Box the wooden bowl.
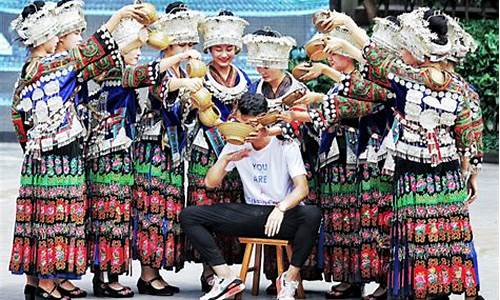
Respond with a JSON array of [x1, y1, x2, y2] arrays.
[[148, 30, 172, 50], [304, 38, 326, 61], [141, 3, 159, 25], [291, 62, 313, 80], [217, 121, 255, 145], [192, 87, 213, 111], [198, 105, 222, 127], [257, 112, 280, 126], [186, 59, 208, 78], [282, 89, 306, 107]]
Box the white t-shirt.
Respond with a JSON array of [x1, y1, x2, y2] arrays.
[[218, 137, 307, 206]]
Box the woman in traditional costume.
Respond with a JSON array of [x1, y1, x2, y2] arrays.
[[132, 1, 203, 296], [318, 8, 483, 300], [84, 9, 192, 297], [8, 2, 147, 299], [294, 23, 394, 298], [184, 10, 251, 292]]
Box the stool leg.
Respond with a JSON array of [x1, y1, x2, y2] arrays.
[[237, 243, 254, 300], [251, 244, 262, 296], [276, 245, 284, 278], [286, 244, 305, 299], [240, 243, 254, 282]]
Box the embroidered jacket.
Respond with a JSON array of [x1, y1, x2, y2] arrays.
[[308, 70, 391, 167], [141, 67, 188, 164], [361, 41, 477, 166], [85, 60, 162, 158], [12, 26, 120, 155]]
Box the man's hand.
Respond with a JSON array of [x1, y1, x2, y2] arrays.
[[466, 174, 479, 205], [222, 149, 251, 163], [265, 207, 284, 237]]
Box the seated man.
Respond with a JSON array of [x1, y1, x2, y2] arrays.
[[180, 92, 322, 300]]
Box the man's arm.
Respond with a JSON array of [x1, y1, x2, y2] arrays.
[[205, 149, 251, 189], [264, 174, 309, 237], [278, 175, 309, 212]]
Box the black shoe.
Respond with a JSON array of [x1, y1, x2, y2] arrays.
[[24, 284, 37, 300], [137, 277, 175, 296], [35, 286, 71, 300], [429, 296, 450, 300], [201, 274, 215, 293], [57, 280, 87, 298], [266, 282, 277, 295], [92, 276, 134, 298], [363, 291, 387, 300], [325, 284, 363, 299]]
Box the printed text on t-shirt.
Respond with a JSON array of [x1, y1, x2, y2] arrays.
[[252, 163, 268, 183]]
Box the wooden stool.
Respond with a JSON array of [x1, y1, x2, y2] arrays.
[[237, 237, 305, 299]]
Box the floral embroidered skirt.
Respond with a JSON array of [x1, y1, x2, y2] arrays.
[[185, 145, 244, 265], [87, 150, 133, 275], [357, 162, 393, 284], [318, 159, 360, 284], [9, 141, 88, 279], [388, 159, 479, 299], [132, 140, 184, 271]]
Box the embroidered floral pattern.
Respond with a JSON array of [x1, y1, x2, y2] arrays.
[[87, 150, 133, 275], [388, 165, 479, 299], [132, 141, 184, 271], [9, 143, 87, 278]]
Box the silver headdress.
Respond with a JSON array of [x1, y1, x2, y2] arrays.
[[446, 15, 477, 62], [11, 1, 59, 47], [243, 29, 296, 69], [397, 7, 451, 62], [200, 14, 249, 53], [112, 18, 149, 54], [56, 0, 86, 37], [150, 10, 204, 45], [371, 17, 401, 54]]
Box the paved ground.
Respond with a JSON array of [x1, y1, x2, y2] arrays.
[[0, 142, 497, 300]]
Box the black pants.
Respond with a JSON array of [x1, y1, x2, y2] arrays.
[[180, 203, 322, 268]]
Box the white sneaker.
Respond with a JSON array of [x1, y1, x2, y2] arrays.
[[276, 272, 299, 300], [200, 276, 245, 300]]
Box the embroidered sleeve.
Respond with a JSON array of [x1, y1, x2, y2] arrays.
[[337, 71, 395, 102], [277, 121, 298, 141], [148, 74, 169, 105], [122, 60, 161, 88], [11, 107, 28, 151], [362, 41, 423, 86], [453, 96, 477, 158], [79, 52, 122, 82], [35, 26, 119, 78], [464, 87, 484, 163], [309, 93, 379, 131]]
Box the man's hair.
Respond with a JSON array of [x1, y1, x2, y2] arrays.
[[237, 92, 268, 116]]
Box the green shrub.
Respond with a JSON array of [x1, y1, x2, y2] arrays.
[[456, 19, 499, 153]]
